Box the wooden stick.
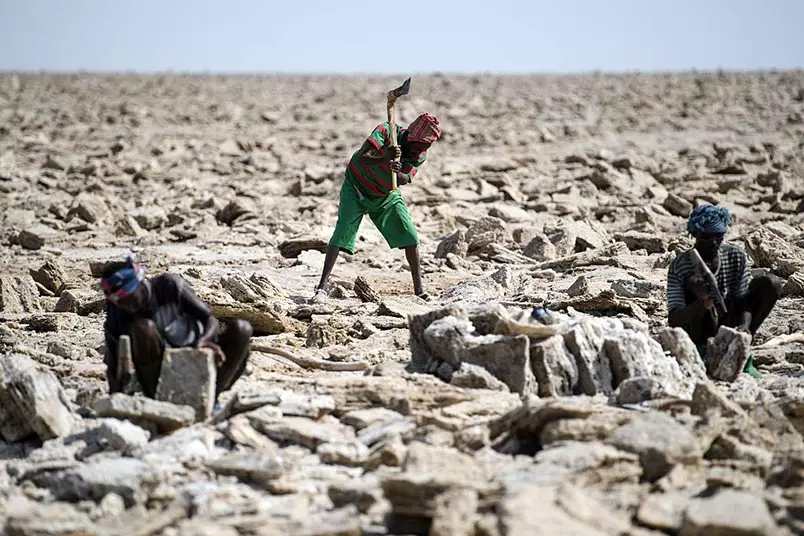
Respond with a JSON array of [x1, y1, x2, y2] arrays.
[[388, 100, 399, 190], [251, 343, 368, 372]]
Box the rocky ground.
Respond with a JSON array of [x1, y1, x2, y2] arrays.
[[1, 71, 804, 535]]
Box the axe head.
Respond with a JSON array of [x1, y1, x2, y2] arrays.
[[387, 77, 411, 102]]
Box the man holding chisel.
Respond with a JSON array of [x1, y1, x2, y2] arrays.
[[666, 204, 781, 377]]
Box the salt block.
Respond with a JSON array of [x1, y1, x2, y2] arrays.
[[155, 347, 216, 421]]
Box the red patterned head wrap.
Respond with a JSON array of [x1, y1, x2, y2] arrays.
[[407, 113, 441, 144]]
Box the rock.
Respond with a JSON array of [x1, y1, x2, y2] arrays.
[[26, 312, 79, 333], [615, 376, 677, 404], [604, 330, 687, 397], [782, 270, 804, 296], [222, 388, 336, 420], [744, 227, 804, 278], [636, 491, 691, 533], [249, 415, 354, 450], [680, 488, 776, 536], [216, 199, 255, 226], [572, 220, 608, 251], [656, 327, 708, 382], [567, 275, 588, 297], [381, 443, 491, 520], [54, 289, 104, 315], [29, 259, 68, 296], [530, 334, 579, 397], [205, 448, 284, 484], [706, 326, 751, 382], [96, 418, 151, 453], [613, 231, 666, 253], [523, 233, 557, 261], [317, 440, 370, 466], [220, 272, 287, 303], [0, 275, 42, 313], [460, 334, 536, 394], [220, 415, 278, 450], [610, 279, 656, 298], [422, 315, 476, 368], [67, 193, 109, 224], [499, 484, 629, 536], [562, 320, 613, 396], [54, 458, 156, 506], [115, 215, 148, 237], [17, 226, 61, 250], [328, 478, 382, 513], [663, 192, 693, 217], [219, 139, 241, 155], [130, 205, 168, 230], [353, 276, 380, 303], [465, 216, 507, 255], [435, 230, 468, 258], [608, 412, 702, 482], [4, 499, 97, 536], [155, 347, 216, 422], [340, 407, 405, 430], [545, 221, 577, 257], [278, 235, 329, 258], [429, 487, 478, 536], [358, 418, 416, 447], [0, 353, 76, 442], [93, 393, 196, 433], [450, 363, 509, 391], [691, 381, 747, 418]]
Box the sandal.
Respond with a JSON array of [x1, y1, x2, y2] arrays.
[[416, 291, 431, 301]]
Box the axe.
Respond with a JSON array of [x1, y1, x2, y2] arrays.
[[386, 77, 411, 190], [688, 247, 728, 318]]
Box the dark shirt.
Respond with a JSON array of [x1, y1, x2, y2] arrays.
[[103, 273, 212, 367]]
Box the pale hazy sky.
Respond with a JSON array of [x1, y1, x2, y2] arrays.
[[1, 0, 802, 73]]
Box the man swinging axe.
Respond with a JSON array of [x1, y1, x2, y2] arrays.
[[312, 78, 441, 302]]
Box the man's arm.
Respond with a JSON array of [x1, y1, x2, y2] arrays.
[[175, 276, 225, 363], [103, 314, 122, 393], [357, 144, 399, 167], [667, 261, 711, 332], [393, 152, 427, 186]]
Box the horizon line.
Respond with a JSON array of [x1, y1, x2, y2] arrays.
[[1, 67, 803, 77]]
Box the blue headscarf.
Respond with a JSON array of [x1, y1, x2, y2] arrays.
[[101, 257, 146, 303], [687, 204, 730, 235]]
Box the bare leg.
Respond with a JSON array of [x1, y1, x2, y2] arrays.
[[745, 274, 782, 334], [130, 318, 164, 398], [405, 245, 427, 298], [215, 319, 253, 396], [315, 246, 341, 292]]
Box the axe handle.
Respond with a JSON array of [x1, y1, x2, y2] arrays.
[[387, 101, 399, 190]]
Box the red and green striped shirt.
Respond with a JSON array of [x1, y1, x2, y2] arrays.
[[345, 122, 428, 198]]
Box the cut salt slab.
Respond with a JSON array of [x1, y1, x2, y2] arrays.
[[155, 347, 216, 422], [0, 353, 75, 442], [706, 326, 752, 382]]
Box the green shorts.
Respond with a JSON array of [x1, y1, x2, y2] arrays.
[[328, 179, 420, 255]]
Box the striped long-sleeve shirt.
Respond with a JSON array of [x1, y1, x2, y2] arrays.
[[666, 244, 751, 313], [345, 122, 428, 199]]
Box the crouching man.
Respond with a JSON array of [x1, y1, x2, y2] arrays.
[[666, 204, 781, 377], [100, 258, 253, 398]]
